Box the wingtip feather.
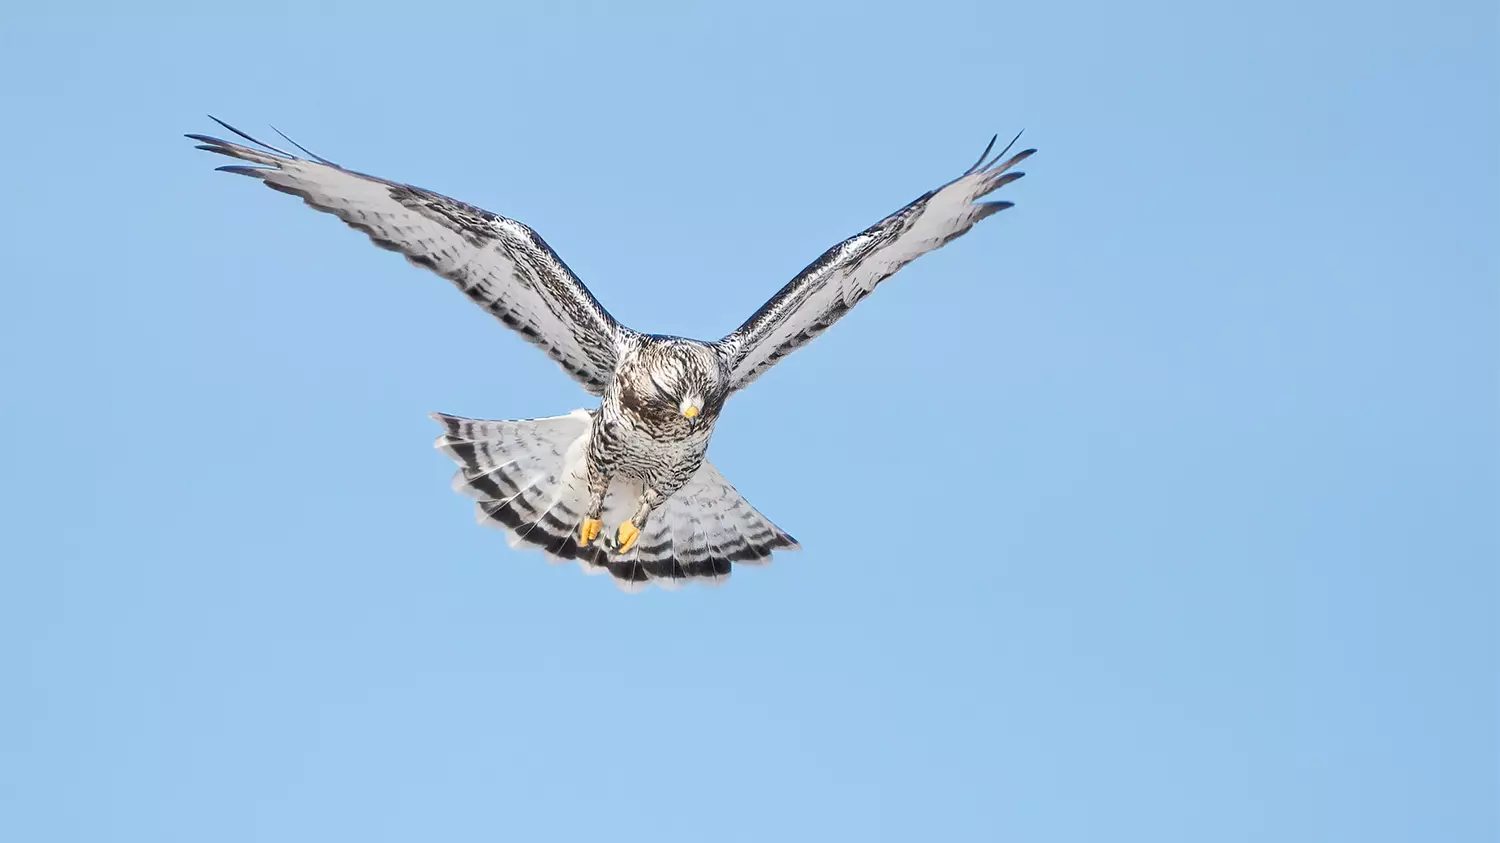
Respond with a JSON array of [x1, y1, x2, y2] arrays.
[[207, 115, 294, 157], [214, 165, 270, 177], [974, 200, 1015, 221], [271, 124, 336, 165], [964, 133, 1000, 175]]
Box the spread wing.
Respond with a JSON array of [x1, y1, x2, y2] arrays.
[[715, 133, 1035, 391], [188, 119, 626, 395]]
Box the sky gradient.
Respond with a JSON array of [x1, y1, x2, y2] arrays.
[[1, 1, 1495, 840]]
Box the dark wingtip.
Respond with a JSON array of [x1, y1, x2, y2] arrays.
[[206, 116, 294, 157], [270, 124, 335, 165], [975, 200, 1015, 220], [965, 133, 1000, 175], [980, 129, 1028, 171], [208, 115, 245, 138]]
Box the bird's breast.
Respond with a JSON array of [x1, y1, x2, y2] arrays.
[[596, 401, 713, 484]]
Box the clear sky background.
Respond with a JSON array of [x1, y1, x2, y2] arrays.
[[1, 1, 1494, 841]]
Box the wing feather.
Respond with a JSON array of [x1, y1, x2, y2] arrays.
[[190, 118, 625, 394], [716, 133, 1034, 391]]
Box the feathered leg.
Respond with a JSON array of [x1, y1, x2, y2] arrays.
[[578, 463, 610, 546], [616, 488, 665, 554]]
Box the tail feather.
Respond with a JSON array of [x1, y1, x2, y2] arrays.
[[432, 410, 797, 591]]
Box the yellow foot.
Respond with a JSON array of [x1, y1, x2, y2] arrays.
[[578, 518, 602, 546], [616, 521, 641, 554]]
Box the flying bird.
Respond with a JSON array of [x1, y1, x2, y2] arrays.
[[188, 119, 1034, 591]]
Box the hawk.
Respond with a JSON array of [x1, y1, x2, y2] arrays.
[[189, 119, 1034, 591]]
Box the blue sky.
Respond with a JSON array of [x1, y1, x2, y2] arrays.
[[1, 1, 1494, 840]]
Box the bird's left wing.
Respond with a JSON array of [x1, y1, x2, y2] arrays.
[[188, 119, 625, 395], [715, 134, 1034, 392]]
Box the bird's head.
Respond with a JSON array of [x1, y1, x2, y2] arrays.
[[619, 339, 728, 427]]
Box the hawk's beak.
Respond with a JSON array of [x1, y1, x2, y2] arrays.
[[682, 406, 700, 420]]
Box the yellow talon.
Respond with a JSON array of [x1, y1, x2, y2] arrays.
[[616, 521, 641, 554], [579, 518, 602, 546]]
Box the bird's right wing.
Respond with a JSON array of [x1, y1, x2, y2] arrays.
[[189, 119, 626, 395]]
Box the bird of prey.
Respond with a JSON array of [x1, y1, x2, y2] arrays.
[[188, 119, 1034, 591]]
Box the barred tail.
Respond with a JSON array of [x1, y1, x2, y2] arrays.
[[431, 411, 798, 592]]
